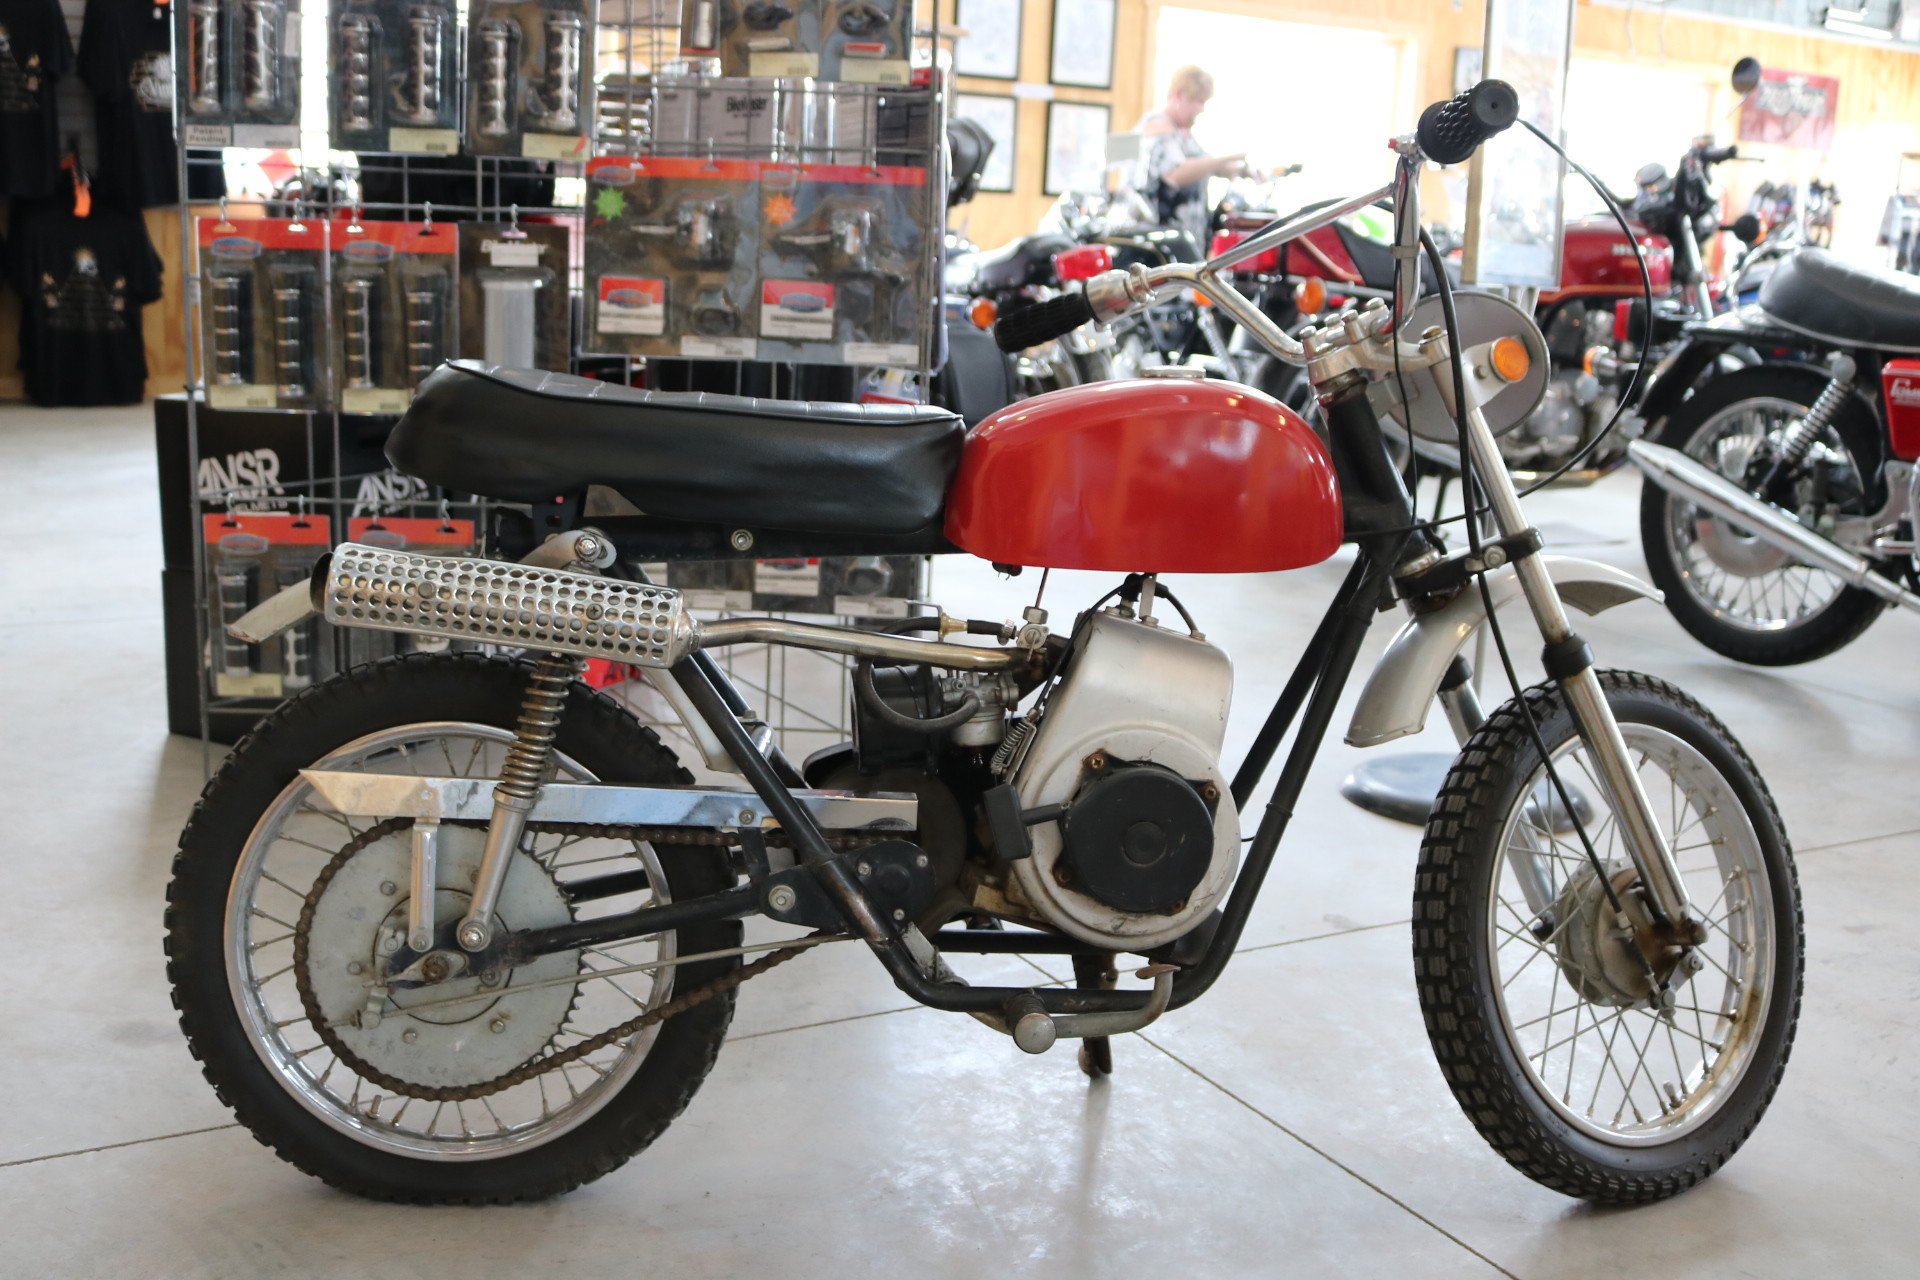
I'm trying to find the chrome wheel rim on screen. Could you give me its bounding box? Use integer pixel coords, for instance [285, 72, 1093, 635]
[224, 723, 676, 1160]
[1487, 724, 1775, 1146]
[1663, 397, 1859, 632]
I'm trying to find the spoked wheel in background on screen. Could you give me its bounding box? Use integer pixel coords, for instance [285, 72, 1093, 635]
[1638, 366, 1887, 665]
[1415, 671, 1803, 1204]
[164, 653, 741, 1203]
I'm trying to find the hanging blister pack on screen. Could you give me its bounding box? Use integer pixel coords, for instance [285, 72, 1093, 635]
[199, 217, 327, 410]
[178, 0, 302, 146]
[202, 512, 331, 698]
[330, 220, 457, 413]
[586, 155, 759, 360]
[758, 160, 930, 367]
[331, 0, 461, 154]
[821, 0, 911, 84]
[466, 0, 592, 160]
[458, 221, 571, 370]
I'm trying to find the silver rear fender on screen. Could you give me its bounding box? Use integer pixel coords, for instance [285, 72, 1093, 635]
[1345, 555, 1661, 748]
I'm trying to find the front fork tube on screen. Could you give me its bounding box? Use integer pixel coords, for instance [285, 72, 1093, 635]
[1444, 381, 1700, 933]
[1441, 658, 1554, 919]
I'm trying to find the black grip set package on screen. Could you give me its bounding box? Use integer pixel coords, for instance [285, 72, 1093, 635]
[199, 215, 525, 411]
[179, 0, 303, 147]
[466, 0, 593, 159]
[331, 0, 462, 154]
[584, 151, 930, 367]
[680, 0, 912, 85]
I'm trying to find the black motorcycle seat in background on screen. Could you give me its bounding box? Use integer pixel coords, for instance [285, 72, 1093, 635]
[390, 362, 965, 537]
[1759, 248, 1920, 351]
[962, 232, 1077, 293]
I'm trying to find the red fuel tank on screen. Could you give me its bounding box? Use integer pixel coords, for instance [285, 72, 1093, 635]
[943, 378, 1342, 573]
[1542, 217, 1673, 303]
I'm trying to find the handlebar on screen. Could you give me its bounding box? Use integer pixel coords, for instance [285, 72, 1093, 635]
[1416, 80, 1520, 165]
[993, 291, 1096, 352]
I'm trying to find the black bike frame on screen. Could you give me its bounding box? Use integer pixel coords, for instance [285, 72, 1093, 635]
[528, 374, 1427, 1020]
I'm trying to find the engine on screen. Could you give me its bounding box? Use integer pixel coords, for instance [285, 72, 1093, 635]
[999, 608, 1240, 950]
[1501, 303, 1620, 469]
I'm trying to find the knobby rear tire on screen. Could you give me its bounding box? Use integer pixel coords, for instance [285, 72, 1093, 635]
[164, 652, 741, 1203]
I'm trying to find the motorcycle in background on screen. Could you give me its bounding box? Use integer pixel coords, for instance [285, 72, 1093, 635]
[1633, 245, 1920, 663]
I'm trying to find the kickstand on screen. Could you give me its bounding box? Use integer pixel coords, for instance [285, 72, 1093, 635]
[1072, 954, 1119, 1078]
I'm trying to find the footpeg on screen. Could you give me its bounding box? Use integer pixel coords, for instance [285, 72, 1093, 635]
[1004, 963, 1177, 1055]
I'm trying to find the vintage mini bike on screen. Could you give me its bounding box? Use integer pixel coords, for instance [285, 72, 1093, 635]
[166, 82, 1802, 1206]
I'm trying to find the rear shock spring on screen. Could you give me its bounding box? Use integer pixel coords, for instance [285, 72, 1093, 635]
[498, 653, 586, 803]
[1776, 356, 1857, 469]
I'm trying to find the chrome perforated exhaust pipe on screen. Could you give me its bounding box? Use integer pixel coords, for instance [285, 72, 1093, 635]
[319, 542, 698, 666]
[1630, 440, 1920, 613]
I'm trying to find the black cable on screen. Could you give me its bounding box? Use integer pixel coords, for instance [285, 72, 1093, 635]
[1150, 581, 1201, 636]
[1420, 229, 1653, 961]
[1359, 125, 1656, 542]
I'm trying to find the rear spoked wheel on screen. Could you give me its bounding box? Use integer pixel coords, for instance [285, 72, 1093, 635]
[1414, 670, 1803, 1203]
[165, 654, 741, 1203]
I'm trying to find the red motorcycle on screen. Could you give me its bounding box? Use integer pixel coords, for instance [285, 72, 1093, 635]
[166, 83, 1801, 1209]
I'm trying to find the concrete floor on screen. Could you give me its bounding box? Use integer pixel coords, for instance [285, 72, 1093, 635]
[1, 401, 1916, 1278]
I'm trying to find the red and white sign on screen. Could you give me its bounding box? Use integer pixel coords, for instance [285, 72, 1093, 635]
[1738, 69, 1839, 153]
[597, 277, 667, 336]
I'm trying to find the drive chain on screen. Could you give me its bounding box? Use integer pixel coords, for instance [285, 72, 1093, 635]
[288, 815, 880, 1103]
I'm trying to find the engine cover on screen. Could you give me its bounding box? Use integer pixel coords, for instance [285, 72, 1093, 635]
[1009, 610, 1238, 950]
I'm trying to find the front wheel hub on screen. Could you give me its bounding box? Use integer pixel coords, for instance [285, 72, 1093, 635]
[1550, 862, 1686, 1007]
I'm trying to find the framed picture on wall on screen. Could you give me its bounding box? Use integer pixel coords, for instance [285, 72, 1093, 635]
[1044, 100, 1112, 195]
[1049, 0, 1116, 90]
[954, 0, 1023, 80]
[953, 92, 1019, 192]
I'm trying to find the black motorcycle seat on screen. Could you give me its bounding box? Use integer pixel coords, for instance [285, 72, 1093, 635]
[1760, 248, 1920, 351]
[963, 232, 1076, 292]
[388, 362, 966, 536]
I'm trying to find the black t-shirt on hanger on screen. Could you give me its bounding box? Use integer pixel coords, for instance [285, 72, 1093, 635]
[81, 0, 222, 208]
[0, 0, 73, 198]
[9, 201, 164, 405]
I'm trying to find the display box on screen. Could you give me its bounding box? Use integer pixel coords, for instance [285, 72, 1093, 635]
[585, 155, 760, 360]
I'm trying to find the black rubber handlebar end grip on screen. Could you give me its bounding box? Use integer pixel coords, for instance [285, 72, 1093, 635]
[993, 291, 1097, 353]
[1417, 79, 1520, 166]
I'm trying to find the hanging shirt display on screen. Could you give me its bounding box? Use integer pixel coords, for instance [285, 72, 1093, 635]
[0, 0, 73, 198]
[80, 0, 223, 207]
[8, 203, 164, 405]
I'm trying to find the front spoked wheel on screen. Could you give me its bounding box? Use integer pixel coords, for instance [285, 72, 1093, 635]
[1415, 670, 1802, 1203]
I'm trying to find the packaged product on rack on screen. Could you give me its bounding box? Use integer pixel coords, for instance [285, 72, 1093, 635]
[340, 515, 477, 666]
[757, 160, 930, 367]
[201, 511, 330, 698]
[330, 0, 461, 154]
[585, 154, 759, 360]
[465, 0, 592, 160]
[457, 220, 571, 370]
[646, 76, 795, 157]
[330, 219, 457, 413]
[679, 1, 911, 83]
[176, 0, 302, 146]
[821, 0, 911, 84]
[198, 216, 327, 411]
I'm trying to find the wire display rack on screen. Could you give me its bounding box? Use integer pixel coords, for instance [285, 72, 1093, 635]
[172, 1, 950, 764]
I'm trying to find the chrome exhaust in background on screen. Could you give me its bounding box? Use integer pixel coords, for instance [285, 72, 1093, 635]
[1629, 440, 1920, 613]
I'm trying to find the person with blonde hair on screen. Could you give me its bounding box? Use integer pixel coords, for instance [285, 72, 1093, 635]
[1132, 65, 1257, 250]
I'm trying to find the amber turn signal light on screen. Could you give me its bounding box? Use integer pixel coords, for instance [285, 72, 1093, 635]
[970, 297, 998, 330]
[1490, 336, 1530, 383]
[1294, 277, 1327, 315]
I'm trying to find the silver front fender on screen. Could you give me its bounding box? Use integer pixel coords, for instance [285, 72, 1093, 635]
[1345, 555, 1661, 748]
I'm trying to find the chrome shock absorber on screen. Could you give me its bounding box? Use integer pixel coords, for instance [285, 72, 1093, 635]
[455, 652, 585, 952]
[1776, 354, 1857, 469]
